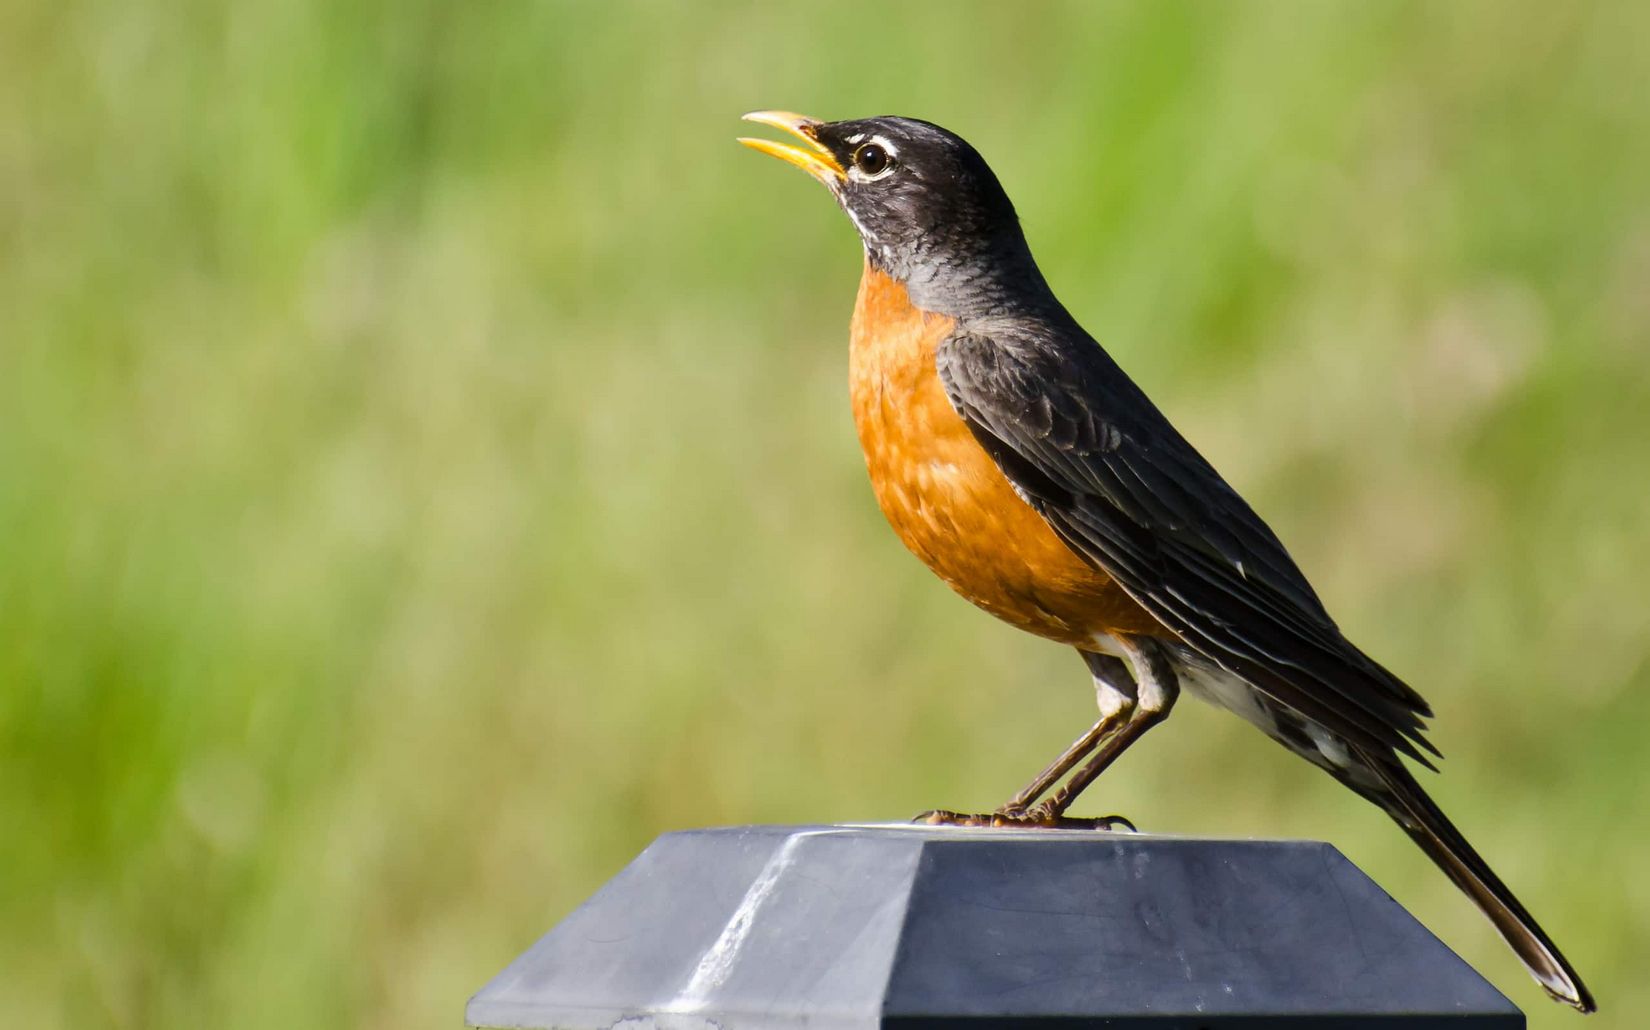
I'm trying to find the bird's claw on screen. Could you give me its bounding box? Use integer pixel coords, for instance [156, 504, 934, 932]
[914, 807, 1137, 832]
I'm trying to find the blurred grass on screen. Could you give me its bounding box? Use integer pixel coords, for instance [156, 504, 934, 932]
[2, 1, 1649, 1026]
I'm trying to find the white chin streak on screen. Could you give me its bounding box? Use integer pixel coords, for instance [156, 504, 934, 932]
[842, 205, 876, 246]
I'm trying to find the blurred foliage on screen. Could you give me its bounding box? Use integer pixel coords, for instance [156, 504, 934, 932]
[2, 2, 1648, 1027]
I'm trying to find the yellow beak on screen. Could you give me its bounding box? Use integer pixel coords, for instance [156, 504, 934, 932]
[738, 111, 845, 183]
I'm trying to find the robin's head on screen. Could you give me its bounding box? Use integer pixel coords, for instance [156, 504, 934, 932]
[739, 111, 1048, 315]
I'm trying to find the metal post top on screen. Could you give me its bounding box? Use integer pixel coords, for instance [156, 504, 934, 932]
[467, 824, 1523, 1029]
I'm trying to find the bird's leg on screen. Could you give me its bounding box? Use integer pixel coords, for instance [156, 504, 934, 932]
[994, 716, 1114, 812]
[1027, 636, 1179, 822]
[996, 652, 1135, 813]
[915, 650, 1140, 830]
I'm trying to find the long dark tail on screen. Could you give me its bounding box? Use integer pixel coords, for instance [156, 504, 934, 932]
[1356, 749, 1595, 1012]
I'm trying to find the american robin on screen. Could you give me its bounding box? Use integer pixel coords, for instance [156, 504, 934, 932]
[738, 111, 1592, 1012]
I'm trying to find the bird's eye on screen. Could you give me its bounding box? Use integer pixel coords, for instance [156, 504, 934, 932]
[852, 143, 892, 177]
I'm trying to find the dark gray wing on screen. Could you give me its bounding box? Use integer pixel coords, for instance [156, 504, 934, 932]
[937, 326, 1438, 764]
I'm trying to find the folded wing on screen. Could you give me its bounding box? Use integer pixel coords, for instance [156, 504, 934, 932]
[936, 326, 1437, 764]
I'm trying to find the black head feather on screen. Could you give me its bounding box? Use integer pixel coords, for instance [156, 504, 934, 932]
[809, 116, 1051, 317]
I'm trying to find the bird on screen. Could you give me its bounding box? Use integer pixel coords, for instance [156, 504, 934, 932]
[737, 110, 1593, 1012]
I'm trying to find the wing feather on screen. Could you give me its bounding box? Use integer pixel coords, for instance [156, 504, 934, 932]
[937, 327, 1436, 763]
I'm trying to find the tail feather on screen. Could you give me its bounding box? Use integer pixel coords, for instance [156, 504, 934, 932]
[1173, 652, 1594, 1010]
[1361, 751, 1596, 1013]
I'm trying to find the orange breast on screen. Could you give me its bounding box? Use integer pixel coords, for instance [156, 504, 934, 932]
[848, 261, 1165, 646]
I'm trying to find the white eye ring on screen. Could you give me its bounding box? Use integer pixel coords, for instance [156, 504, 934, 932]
[847, 136, 898, 182]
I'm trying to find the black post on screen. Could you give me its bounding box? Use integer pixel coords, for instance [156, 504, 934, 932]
[466, 824, 1523, 1029]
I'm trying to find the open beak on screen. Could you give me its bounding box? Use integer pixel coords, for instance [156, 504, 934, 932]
[738, 111, 845, 184]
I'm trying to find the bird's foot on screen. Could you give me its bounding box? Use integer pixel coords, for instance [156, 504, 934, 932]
[914, 806, 1137, 832]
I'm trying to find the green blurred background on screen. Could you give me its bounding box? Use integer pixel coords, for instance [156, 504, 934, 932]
[3, 1, 1648, 1026]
